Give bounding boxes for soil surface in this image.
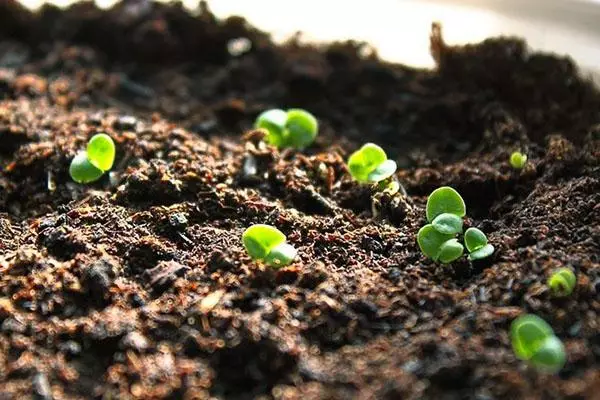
[0,1,599,399]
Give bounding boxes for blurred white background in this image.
[16,0,600,76]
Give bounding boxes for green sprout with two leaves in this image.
[547,268,576,297]
[417,187,494,264]
[69,133,115,184]
[511,314,566,373]
[255,108,318,149]
[242,224,297,268]
[510,151,527,169]
[347,143,397,184]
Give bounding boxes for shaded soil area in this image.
[0,1,599,399]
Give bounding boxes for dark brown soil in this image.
[0,1,599,399]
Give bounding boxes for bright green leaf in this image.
[417,224,455,262]
[367,159,397,183]
[464,227,488,252]
[265,242,297,268]
[285,109,318,149]
[426,186,466,222]
[467,244,494,261]
[347,143,393,183]
[547,268,576,297]
[242,224,286,260]
[510,151,528,169]
[69,151,104,184]
[511,314,555,361]
[431,213,463,235]
[529,336,566,373]
[255,109,287,147]
[438,238,464,264]
[87,133,115,172]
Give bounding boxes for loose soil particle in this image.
[0,1,599,399]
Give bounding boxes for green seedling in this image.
[87,133,116,171]
[69,152,104,184]
[426,186,466,222]
[69,133,116,184]
[510,151,527,169]
[547,268,576,297]
[417,187,494,264]
[255,108,318,149]
[347,143,397,183]
[242,224,297,268]
[510,314,566,373]
[464,227,494,261]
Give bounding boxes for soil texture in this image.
[0,1,599,399]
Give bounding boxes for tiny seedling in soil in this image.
[547,268,576,297]
[242,224,297,268]
[510,151,527,169]
[464,227,494,261]
[69,133,116,184]
[87,133,116,171]
[255,108,318,149]
[417,187,494,264]
[69,152,104,184]
[347,143,397,183]
[511,314,566,373]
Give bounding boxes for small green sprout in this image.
[347,143,397,183]
[242,224,297,268]
[547,268,576,297]
[511,314,566,373]
[417,187,494,264]
[69,133,116,184]
[69,152,104,184]
[464,227,495,261]
[510,151,527,169]
[87,133,116,171]
[255,108,318,149]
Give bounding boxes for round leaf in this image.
[510,314,555,360]
[529,336,566,373]
[547,268,576,297]
[69,151,104,184]
[467,244,494,261]
[464,227,488,252]
[347,143,388,183]
[285,109,318,149]
[87,133,115,171]
[367,159,397,183]
[255,109,287,147]
[437,238,464,264]
[431,213,463,235]
[510,151,527,169]
[265,242,297,268]
[242,224,286,260]
[426,186,466,222]
[417,224,455,262]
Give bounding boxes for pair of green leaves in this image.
[255,108,318,149]
[547,268,576,297]
[417,187,494,264]
[511,314,566,373]
[69,134,115,184]
[242,224,297,268]
[510,151,527,169]
[347,143,397,183]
